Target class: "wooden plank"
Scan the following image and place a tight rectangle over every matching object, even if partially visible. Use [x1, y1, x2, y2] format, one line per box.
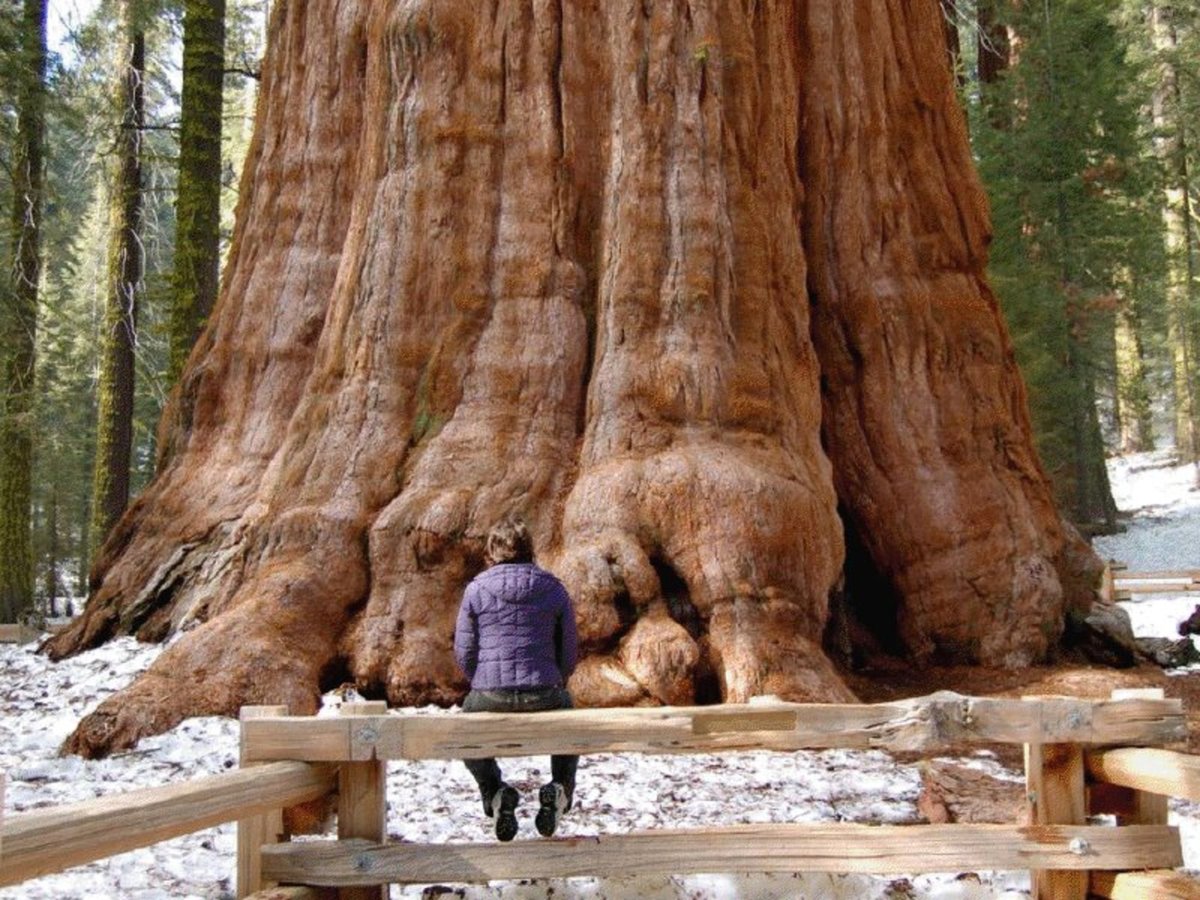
[0, 624, 39, 644]
[243, 717, 351, 763]
[1087, 748, 1200, 802]
[241, 694, 1185, 762]
[238, 706, 291, 899]
[243, 889, 336, 900]
[259, 825, 1182, 886]
[1114, 569, 1200, 581]
[1091, 870, 1200, 899]
[0, 760, 334, 887]
[1025, 743, 1087, 899]
[337, 703, 387, 900]
[1112, 582, 1200, 594]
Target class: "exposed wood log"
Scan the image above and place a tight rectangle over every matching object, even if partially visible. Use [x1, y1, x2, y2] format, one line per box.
[1087, 748, 1200, 803]
[0, 760, 335, 887]
[243, 890, 335, 900]
[240, 695, 1186, 763]
[1091, 870, 1200, 900]
[259, 826, 1182, 885]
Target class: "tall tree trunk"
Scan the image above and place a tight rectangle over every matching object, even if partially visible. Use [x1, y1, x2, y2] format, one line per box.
[0, 0, 47, 624]
[90, 7, 145, 558]
[169, 0, 227, 392]
[1151, 4, 1200, 464]
[939, 0, 963, 85]
[977, 0, 1011, 85]
[1115, 291, 1155, 454]
[44, 482, 59, 617]
[47, 0, 1099, 759]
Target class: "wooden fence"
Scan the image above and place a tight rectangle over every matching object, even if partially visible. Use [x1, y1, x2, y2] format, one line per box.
[0, 624, 40, 645]
[1106, 562, 1200, 600]
[1, 689, 1196, 900]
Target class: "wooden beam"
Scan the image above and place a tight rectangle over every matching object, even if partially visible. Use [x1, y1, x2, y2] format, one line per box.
[1025, 743, 1087, 899]
[337, 702, 387, 900]
[0, 760, 334, 887]
[238, 705, 291, 899]
[259, 825, 1182, 886]
[243, 889, 336, 900]
[1112, 582, 1200, 594]
[240, 694, 1185, 763]
[1087, 748, 1200, 803]
[0, 624, 39, 644]
[1114, 569, 1200, 581]
[1091, 870, 1200, 899]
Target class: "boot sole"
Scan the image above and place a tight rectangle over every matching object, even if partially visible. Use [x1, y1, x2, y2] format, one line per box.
[535, 783, 564, 837]
[494, 786, 519, 842]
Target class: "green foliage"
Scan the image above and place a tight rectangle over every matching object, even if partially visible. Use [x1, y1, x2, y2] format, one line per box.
[961, 0, 1164, 526]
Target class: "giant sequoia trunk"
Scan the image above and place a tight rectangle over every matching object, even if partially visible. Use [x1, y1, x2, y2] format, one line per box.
[47, 0, 1101, 757]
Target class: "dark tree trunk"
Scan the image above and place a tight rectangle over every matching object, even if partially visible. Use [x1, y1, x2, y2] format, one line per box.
[0, 0, 47, 624]
[169, 0, 227, 390]
[47, 0, 1101, 759]
[89, 8, 144, 558]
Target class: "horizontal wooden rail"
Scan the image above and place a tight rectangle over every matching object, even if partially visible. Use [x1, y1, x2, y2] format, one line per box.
[1091, 869, 1200, 899]
[260, 825, 1181, 886]
[244, 888, 334, 900]
[0, 760, 336, 886]
[241, 693, 1185, 763]
[1087, 748, 1200, 802]
[1114, 569, 1200, 581]
[0, 624, 39, 644]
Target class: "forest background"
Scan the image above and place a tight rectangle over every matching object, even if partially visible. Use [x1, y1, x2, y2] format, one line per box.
[0, 0, 1198, 625]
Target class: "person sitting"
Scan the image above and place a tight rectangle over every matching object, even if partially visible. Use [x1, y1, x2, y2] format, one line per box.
[454, 515, 580, 841]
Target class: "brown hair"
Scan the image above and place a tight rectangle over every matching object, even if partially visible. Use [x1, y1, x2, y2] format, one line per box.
[485, 515, 534, 565]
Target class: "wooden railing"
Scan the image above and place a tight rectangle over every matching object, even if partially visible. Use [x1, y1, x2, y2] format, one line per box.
[0, 690, 1195, 900]
[1104, 561, 1200, 599]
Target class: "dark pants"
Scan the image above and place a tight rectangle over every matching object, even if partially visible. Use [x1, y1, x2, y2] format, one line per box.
[462, 686, 578, 810]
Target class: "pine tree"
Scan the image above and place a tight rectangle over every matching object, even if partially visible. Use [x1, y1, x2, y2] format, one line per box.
[90, 0, 145, 555]
[0, 0, 47, 623]
[969, 0, 1160, 530]
[168, 0, 225, 388]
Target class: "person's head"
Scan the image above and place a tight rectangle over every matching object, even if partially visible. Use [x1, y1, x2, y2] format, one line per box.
[485, 515, 534, 566]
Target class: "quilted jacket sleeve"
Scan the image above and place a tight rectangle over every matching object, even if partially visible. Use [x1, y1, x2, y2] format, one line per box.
[556, 582, 579, 679]
[453, 583, 479, 679]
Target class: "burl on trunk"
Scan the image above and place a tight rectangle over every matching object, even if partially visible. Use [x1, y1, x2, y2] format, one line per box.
[47, 0, 1099, 757]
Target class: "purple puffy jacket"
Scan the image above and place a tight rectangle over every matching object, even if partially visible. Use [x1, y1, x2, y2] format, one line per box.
[454, 562, 579, 691]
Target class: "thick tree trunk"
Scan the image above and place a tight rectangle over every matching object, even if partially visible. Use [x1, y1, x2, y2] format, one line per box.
[0, 0, 47, 624]
[169, 0, 227, 388]
[90, 9, 145, 557]
[47, 0, 1100, 758]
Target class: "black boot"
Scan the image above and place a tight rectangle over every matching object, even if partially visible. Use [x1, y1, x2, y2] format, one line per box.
[535, 782, 570, 837]
[488, 784, 520, 842]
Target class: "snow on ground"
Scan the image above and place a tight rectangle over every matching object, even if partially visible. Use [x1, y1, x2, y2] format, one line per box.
[3, 448, 1199, 899]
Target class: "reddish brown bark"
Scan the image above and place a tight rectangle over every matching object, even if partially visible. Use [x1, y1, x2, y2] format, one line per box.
[47, 0, 1099, 758]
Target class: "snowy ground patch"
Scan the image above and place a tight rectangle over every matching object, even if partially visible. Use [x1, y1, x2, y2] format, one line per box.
[3, 449, 1199, 898]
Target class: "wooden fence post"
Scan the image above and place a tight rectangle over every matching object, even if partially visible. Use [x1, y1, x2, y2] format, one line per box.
[1026, 726, 1087, 899]
[338, 701, 387, 900]
[1090, 689, 1169, 826]
[238, 705, 289, 898]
